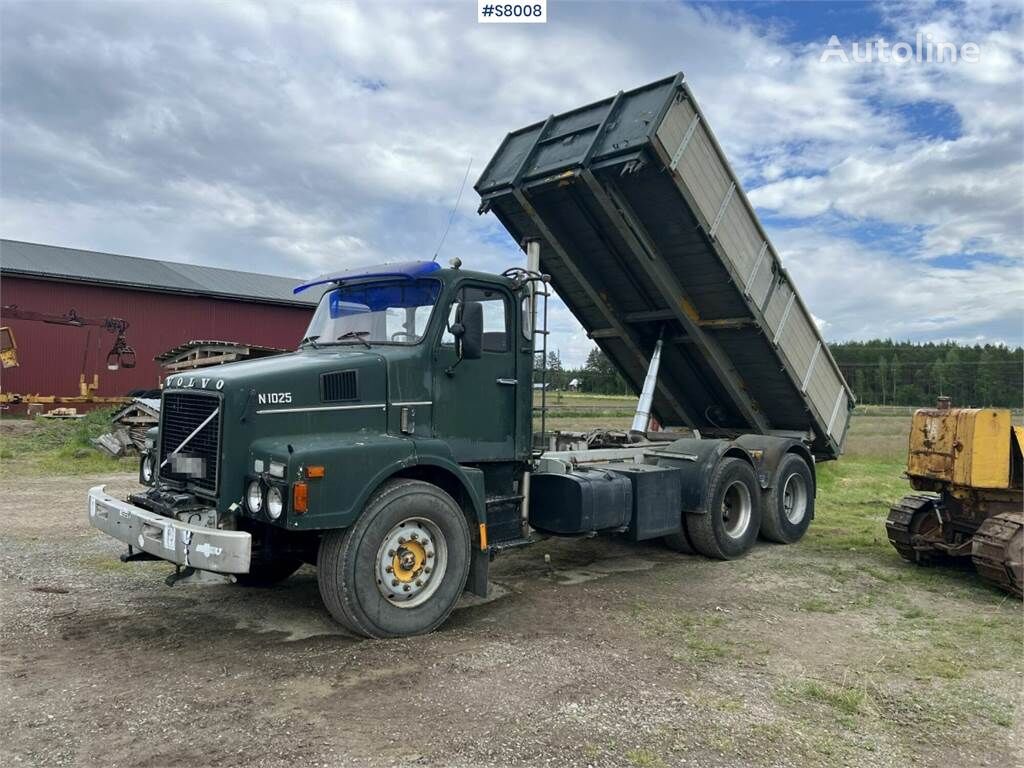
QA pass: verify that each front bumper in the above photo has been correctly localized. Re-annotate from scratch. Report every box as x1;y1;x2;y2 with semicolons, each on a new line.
87;485;251;573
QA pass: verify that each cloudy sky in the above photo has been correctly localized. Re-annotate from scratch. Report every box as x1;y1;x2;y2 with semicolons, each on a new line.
2;0;1022;366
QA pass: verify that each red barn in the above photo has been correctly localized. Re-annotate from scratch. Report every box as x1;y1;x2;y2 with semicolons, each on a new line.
0;239;316;400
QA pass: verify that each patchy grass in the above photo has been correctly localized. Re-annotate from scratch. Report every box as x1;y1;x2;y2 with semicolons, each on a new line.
768;411;1021;742
0;410;135;476
535;409;637;422
624;748;666;767
534;392;638;408
628;603;734;663
580;743;602;761
809;456;909;555
611;407;1021;763
800;597;841;614
535;415;634;433
783;678;874;718
536;401;920;444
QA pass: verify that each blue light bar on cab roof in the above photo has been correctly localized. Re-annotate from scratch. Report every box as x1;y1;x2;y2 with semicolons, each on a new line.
293;260;441;294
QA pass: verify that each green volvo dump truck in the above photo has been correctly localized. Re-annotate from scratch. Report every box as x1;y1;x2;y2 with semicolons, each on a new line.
87;74;853;638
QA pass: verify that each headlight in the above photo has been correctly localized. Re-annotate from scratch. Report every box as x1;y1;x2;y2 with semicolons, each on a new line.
140;454;155;483
246;480;263;513
269;461;286;479
267;486;284;519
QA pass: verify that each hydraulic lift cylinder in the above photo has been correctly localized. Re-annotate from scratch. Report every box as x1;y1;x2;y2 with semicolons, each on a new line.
631;337;663;435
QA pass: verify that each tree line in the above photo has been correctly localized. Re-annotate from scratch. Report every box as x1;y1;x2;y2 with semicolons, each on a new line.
830;340;1022;408
536;340;1023;407
534;348;633;395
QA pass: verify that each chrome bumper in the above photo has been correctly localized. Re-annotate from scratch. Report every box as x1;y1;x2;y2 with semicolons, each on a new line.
87;485;251;574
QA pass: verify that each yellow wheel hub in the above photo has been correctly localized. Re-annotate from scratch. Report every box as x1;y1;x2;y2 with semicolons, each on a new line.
392;540;426;582
376;517;447;608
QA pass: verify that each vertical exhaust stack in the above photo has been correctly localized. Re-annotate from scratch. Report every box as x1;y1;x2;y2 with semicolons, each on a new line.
630;335;664;441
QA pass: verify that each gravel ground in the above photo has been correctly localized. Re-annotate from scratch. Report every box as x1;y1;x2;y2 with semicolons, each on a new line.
1;468;1020;768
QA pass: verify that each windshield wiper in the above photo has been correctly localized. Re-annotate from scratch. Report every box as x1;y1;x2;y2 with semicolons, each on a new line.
298;335;321;349
335;330;372;349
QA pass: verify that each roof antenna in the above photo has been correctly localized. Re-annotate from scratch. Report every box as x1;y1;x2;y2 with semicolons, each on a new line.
433;156;473;262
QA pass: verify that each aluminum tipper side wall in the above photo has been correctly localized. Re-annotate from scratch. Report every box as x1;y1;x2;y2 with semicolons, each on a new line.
477;73;853;460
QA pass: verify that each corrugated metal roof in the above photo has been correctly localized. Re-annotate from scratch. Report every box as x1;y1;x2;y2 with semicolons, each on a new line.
0;239;316;306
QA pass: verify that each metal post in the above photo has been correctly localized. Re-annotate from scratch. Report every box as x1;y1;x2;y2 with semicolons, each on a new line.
630;332;664;437
540;288;549;442
520;471;531;538
524;239;548;438
520;240;544;540
523;238;543;539
526;239;541;313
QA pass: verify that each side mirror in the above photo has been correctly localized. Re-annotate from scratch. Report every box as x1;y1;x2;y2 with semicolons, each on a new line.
456;301;483;360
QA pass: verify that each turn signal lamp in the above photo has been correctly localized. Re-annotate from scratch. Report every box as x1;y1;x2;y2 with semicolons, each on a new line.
293;481;309;514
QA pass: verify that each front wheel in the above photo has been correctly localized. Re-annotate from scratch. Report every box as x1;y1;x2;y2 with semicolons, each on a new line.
317;479;471;638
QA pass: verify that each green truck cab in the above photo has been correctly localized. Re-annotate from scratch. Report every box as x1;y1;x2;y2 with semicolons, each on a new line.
88;74;852;638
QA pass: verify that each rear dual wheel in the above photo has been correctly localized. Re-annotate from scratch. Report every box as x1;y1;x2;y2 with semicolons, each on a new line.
683;458;762;560
760;453;814;544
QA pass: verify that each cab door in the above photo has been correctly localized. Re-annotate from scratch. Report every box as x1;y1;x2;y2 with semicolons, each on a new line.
433;283;517;462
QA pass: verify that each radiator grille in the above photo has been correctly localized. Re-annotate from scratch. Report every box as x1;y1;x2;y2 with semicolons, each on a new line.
159;392;221;494
321;370;358;402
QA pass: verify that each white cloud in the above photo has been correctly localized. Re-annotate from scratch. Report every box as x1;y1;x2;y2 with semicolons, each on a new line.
750;2;1024;260
1;0;1021;364
776;226;1024;343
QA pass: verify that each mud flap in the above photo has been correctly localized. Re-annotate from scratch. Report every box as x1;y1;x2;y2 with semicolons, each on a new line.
466;546;489;598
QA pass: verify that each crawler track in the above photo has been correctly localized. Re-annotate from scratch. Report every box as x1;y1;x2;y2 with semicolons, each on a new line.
885;494;940;564
972;512;1024;599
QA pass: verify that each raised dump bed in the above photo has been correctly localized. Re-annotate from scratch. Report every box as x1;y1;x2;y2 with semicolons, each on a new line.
476;73;854;460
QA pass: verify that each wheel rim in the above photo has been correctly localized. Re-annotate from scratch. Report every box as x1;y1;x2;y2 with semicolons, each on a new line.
782;472;808;524
375;517;448;608
721;480;752;538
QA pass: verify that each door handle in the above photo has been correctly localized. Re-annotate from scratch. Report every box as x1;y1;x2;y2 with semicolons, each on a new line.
496;378;518;386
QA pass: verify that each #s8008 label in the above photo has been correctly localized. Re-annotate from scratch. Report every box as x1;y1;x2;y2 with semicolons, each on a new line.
478;0;546;23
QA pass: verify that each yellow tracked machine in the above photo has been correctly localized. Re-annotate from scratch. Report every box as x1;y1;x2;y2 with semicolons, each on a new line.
886;401;1023;597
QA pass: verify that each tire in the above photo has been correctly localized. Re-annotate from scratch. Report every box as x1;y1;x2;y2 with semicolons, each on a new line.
317;479;471;638
664;524;697;554
234;557;303;587
684;457;761;560
760;453;814;544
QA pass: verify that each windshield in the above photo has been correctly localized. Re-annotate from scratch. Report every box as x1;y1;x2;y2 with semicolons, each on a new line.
301;278;442;347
